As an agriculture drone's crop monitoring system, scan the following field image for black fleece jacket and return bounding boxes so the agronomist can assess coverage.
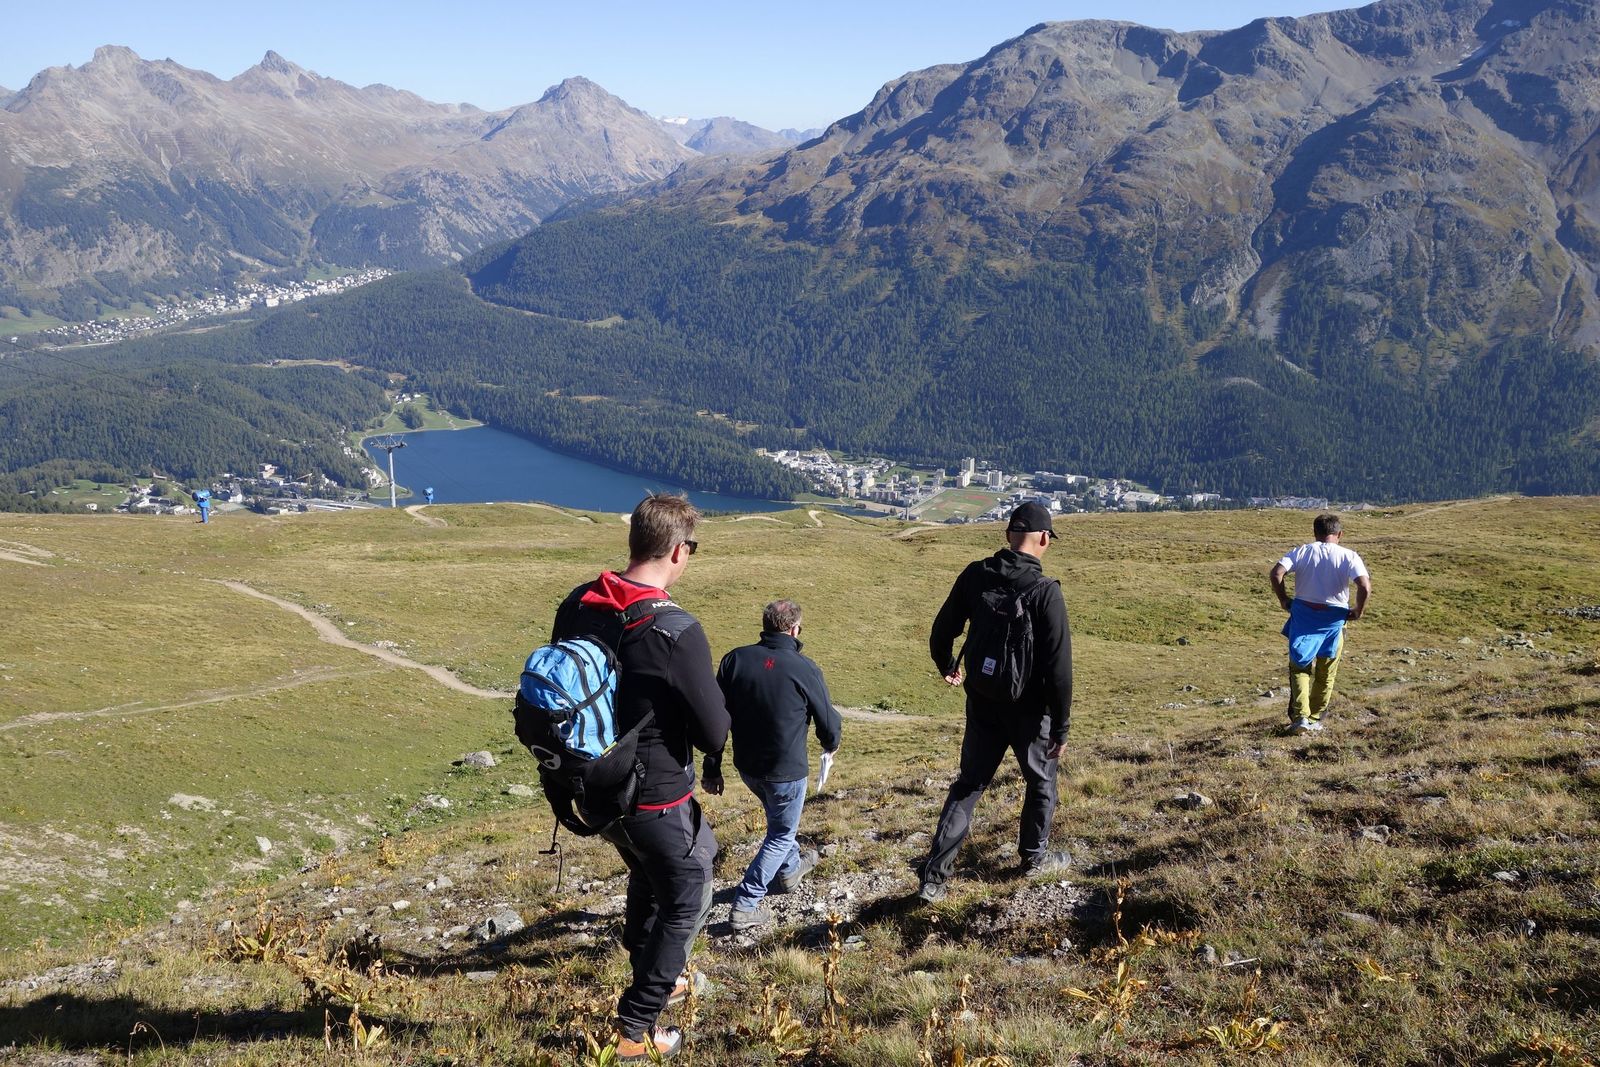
[703,632,840,784]
[552,572,729,807]
[929,548,1073,744]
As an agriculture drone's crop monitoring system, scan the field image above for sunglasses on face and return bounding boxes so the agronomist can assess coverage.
[682,539,699,555]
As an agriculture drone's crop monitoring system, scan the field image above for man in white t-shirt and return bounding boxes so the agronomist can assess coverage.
[1268,513,1372,733]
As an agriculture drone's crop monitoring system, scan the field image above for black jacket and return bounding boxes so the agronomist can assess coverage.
[552,572,729,807]
[704,632,840,784]
[930,548,1073,744]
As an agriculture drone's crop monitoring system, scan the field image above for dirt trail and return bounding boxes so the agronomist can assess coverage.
[0,540,54,567]
[807,510,825,527]
[835,704,915,723]
[1,667,384,731]
[508,502,596,522]
[403,505,447,528]
[215,580,512,700]
[892,523,943,540]
[1402,495,1515,520]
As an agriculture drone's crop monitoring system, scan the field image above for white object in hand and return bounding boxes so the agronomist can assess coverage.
[816,750,835,792]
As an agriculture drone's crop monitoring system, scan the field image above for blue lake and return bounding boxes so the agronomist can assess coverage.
[363,426,788,513]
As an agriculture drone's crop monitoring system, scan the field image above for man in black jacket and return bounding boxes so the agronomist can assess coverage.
[917,501,1073,903]
[550,493,729,1063]
[703,598,841,928]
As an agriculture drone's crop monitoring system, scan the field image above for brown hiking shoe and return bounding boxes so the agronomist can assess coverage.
[617,1027,682,1062]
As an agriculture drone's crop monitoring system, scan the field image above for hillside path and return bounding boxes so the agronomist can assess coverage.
[835,704,914,722]
[404,505,446,528]
[1,666,384,731]
[508,502,596,522]
[215,580,512,700]
[1402,495,1516,520]
[0,540,54,567]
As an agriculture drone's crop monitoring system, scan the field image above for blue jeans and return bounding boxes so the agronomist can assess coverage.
[734,774,808,909]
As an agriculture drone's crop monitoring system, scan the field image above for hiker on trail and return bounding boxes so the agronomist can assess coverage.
[702,598,841,929]
[1269,513,1372,734]
[548,493,728,1062]
[916,500,1073,903]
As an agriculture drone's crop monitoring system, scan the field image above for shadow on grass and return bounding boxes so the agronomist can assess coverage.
[386,904,618,976]
[0,993,322,1051]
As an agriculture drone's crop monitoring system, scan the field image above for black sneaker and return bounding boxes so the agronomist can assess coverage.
[771,848,819,894]
[1020,849,1072,876]
[915,881,947,904]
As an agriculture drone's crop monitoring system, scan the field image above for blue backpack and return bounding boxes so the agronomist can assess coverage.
[512,598,675,834]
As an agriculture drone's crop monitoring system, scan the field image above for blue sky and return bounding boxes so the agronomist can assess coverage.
[4,0,1343,129]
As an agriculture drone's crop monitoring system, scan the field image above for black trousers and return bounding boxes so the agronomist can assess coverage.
[921,701,1059,885]
[600,797,717,1039]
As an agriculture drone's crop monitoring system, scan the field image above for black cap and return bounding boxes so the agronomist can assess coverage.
[1006,501,1055,535]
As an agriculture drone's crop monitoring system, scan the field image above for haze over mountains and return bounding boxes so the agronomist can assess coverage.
[655,115,820,155]
[0,48,795,315]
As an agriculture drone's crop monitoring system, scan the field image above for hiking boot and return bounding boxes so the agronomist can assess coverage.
[666,969,708,1006]
[915,881,947,904]
[771,848,819,894]
[729,903,772,929]
[1303,719,1325,733]
[1020,849,1072,876]
[1288,719,1312,735]
[617,1027,682,1062]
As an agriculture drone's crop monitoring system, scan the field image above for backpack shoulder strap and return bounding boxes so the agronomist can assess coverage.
[619,597,693,641]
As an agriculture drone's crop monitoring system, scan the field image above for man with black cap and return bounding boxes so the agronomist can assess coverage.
[916,500,1073,902]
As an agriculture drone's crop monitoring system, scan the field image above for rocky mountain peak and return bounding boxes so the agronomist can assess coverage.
[87,44,143,69]
[539,76,606,104]
[257,50,298,76]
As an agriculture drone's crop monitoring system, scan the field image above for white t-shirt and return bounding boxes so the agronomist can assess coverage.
[1277,541,1369,608]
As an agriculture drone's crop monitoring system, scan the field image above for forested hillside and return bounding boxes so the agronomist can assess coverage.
[5,208,1598,504]
[0,359,385,498]
[459,209,1600,500]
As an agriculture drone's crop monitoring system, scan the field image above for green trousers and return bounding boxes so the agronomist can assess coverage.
[1287,652,1341,723]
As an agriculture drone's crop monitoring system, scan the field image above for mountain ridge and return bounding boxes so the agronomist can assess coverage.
[608,0,1600,355]
[0,49,704,314]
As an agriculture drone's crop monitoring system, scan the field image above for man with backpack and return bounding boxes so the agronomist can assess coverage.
[701,598,841,929]
[916,501,1073,903]
[543,493,729,1062]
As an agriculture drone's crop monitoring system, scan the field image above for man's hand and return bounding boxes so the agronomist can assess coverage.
[943,670,963,687]
[1046,741,1066,761]
[703,774,724,796]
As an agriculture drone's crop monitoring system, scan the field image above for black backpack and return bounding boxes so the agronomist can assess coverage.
[960,573,1054,703]
[512,597,676,836]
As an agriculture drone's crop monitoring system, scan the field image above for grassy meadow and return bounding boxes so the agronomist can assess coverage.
[0,497,1596,1063]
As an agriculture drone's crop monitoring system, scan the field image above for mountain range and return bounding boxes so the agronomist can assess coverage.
[655,115,820,155]
[0,48,796,316]
[611,0,1600,359]
[3,0,1600,504]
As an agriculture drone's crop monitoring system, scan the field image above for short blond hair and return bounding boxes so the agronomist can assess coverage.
[629,493,699,561]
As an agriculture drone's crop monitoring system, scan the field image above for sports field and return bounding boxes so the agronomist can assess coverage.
[913,486,1005,522]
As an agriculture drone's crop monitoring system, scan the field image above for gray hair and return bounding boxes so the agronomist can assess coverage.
[763,598,803,633]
